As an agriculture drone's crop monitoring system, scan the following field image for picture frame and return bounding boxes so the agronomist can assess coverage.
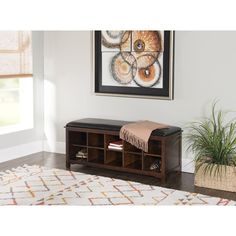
[94,31,175,100]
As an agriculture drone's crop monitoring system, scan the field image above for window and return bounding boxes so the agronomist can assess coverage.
[0,31,33,134]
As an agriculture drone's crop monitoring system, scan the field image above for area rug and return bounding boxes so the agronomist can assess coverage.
[0,165,235,205]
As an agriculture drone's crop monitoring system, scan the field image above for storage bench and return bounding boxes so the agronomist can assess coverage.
[65,118,182,182]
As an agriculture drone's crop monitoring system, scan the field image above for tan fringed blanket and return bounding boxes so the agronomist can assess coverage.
[120,120,169,152]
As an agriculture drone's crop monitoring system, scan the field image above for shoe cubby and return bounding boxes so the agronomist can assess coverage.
[147,140,161,156]
[124,153,142,170]
[69,146,84,160]
[69,131,87,146]
[87,148,104,164]
[143,155,161,173]
[124,141,142,153]
[88,133,104,148]
[74,147,88,162]
[105,150,123,167]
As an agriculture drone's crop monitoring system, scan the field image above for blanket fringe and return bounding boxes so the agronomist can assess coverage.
[120,128,149,152]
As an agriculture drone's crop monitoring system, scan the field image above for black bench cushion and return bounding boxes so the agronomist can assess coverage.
[66,118,181,137]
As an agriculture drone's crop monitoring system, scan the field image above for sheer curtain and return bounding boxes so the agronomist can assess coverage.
[0,31,32,78]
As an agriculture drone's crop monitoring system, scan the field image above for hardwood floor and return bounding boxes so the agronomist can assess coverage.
[0,151,235,201]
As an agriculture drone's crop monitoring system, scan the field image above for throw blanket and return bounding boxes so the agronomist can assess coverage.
[120,120,169,152]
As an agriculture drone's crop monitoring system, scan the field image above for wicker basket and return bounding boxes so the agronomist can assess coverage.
[194,164,236,192]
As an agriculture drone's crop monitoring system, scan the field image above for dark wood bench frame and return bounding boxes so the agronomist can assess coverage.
[65,125,182,183]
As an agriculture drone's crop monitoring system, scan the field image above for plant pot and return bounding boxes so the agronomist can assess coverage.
[194,163,236,192]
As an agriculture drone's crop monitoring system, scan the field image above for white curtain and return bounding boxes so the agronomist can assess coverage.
[0,31,32,78]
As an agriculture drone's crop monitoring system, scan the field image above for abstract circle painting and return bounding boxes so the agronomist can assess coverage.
[102,31,162,88]
[95,30,174,99]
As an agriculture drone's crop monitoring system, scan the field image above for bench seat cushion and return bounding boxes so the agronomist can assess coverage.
[66,118,181,137]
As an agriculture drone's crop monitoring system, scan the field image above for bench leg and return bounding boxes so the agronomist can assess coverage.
[66,161,71,170]
[160,173,166,184]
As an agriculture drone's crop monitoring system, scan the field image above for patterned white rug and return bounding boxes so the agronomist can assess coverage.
[0,165,235,205]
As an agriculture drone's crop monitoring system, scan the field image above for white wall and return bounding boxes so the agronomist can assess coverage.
[0,32,44,161]
[43,31,90,153]
[43,31,236,172]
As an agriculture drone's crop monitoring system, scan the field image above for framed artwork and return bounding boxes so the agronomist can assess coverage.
[94,31,174,100]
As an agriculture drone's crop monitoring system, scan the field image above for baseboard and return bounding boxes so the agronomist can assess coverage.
[0,141,43,163]
[43,140,65,154]
[182,158,195,173]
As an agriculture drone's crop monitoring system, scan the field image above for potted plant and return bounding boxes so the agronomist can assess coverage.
[186,103,236,192]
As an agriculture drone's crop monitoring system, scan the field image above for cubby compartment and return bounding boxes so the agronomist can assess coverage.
[147,140,161,156]
[88,133,104,148]
[124,141,142,153]
[69,131,87,146]
[105,150,123,167]
[74,147,88,163]
[143,155,161,173]
[68,145,87,160]
[124,153,142,170]
[106,134,122,148]
[87,148,104,164]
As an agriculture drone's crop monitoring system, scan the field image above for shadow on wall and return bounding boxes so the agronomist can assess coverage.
[43,79,57,152]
